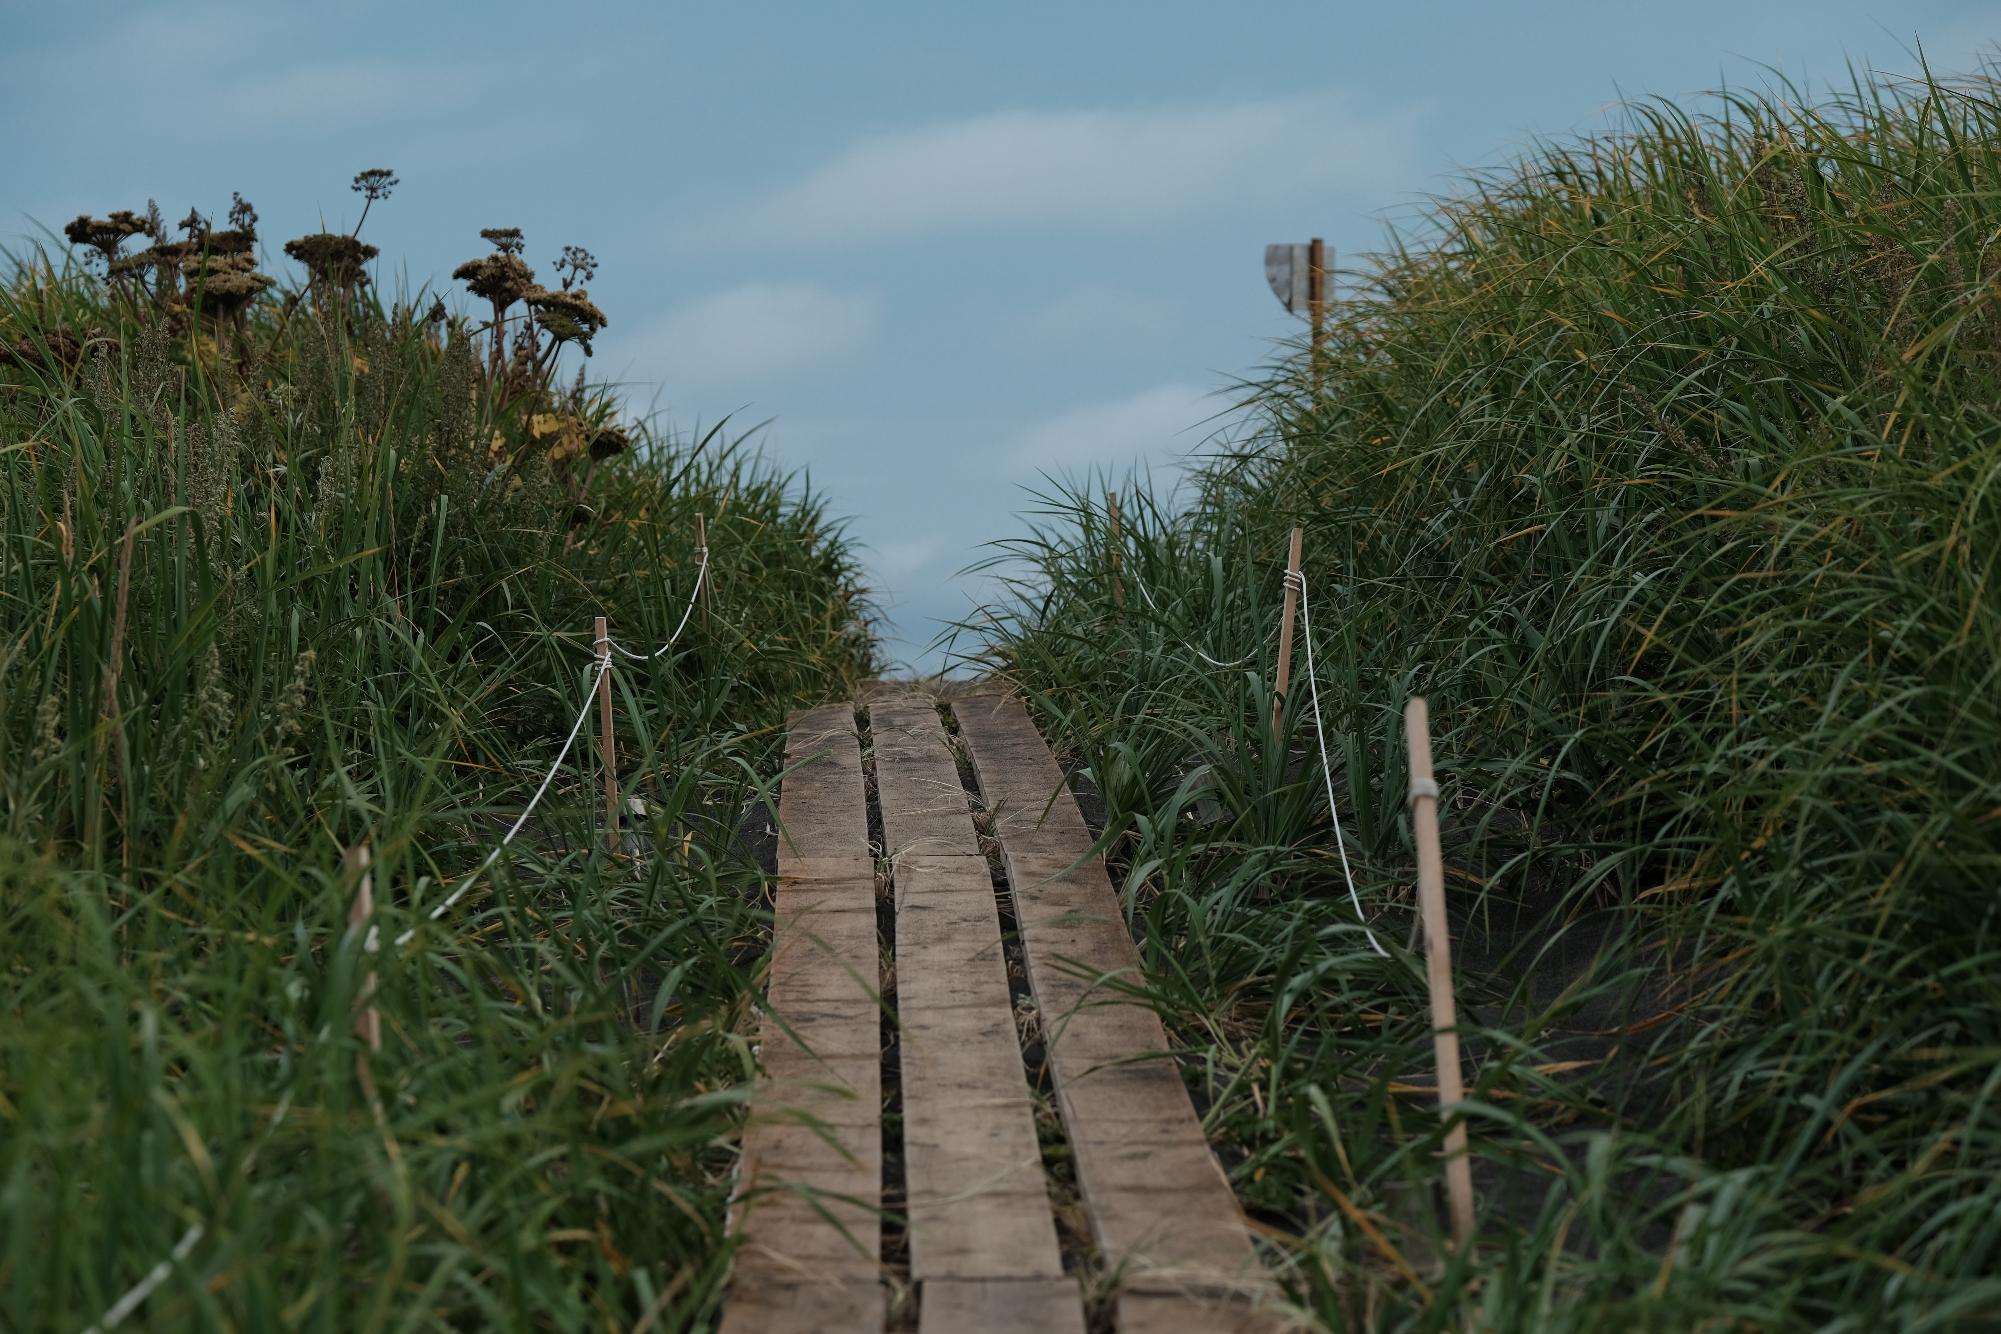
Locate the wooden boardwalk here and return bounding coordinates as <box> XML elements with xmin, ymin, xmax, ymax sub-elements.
<box><xmin>723</xmin><ymin>692</ymin><xmax>1273</xmax><ymax>1332</ymax></box>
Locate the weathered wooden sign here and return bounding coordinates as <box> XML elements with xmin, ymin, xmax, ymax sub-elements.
<box><xmin>1264</xmin><ymin>242</ymin><xmax>1312</xmax><ymax>315</ymax></box>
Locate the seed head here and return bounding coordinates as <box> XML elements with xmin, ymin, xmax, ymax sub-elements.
<box><xmin>284</xmin><ymin>232</ymin><xmax>378</xmax><ymax>288</ymax></box>
<box><xmin>274</xmin><ymin>647</ymin><xmax>317</xmax><ymax>743</ymax></box>
<box><xmin>455</xmin><ymin>250</ymin><xmax>535</xmax><ymax>307</ymax></box>
<box><xmin>525</xmin><ymin>285</ymin><xmax>608</xmax><ymax>354</ymax></box>
<box><xmin>32</xmin><ymin>690</ymin><xmax>64</xmax><ymax>766</ymax></box>
<box><xmin>351</xmin><ymin>168</ymin><xmax>398</xmax><ymax>203</ymax></box>
<box><xmin>64</xmin><ymin>211</ymin><xmax>149</xmax><ymax>267</ymax></box>
<box><xmin>554</xmin><ymin>244</ymin><xmax>597</xmax><ymax>290</ymax></box>
<box><xmin>588</xmin><ymin>423</ymin><xmax>631</xmax><ymax>461</ymax></box>
<box><xmin>478</xmin><ymin>227</ymin><xmax>525</xmax><ymax>256</ymax></box>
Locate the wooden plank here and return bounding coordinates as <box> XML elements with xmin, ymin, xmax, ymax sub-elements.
<box><xmin>944</xmin><ymin>694</ymin><xmax>1100</xmax><ymax>863</ymax></box>
<box><xmin>720</xmin><ymin>1280</ymin><xmax>885</xmax><ymax>1334</ymax></box>
<box><xmin>920</xmin><ymin>1278</ymin><xmax>1088</xmax><ymax>1334</ymax></box>
<box><xmin>777</xmin><ymin>705</ymin><xmax>869</xmax><ymax>858</ymax></box>
<box><xmin>869</xmin><ymin>694</ymin><xmax>983</xmax><ymax>860</ymax></box>
<box><xmin>954</xmin><ymin>694</ymin><xmax>1272</xmax><ymax>1303</ymax></box>
<box><xmin>870</xmin><ymin>692</ymin><xmax>1072</xmax><ymax>1295</ymax></box>
<box><xmin>725</xmin><ymin>705</ymin><xmax>883</xmax><ymax>1325</ymax></box>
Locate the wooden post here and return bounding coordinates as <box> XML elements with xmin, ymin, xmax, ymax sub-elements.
<box><xmin>1271</xmin><ymin>526</ymin><xmax>1304</xmax><ymax>741</ymax></box>
<box><xmin>344</xmin><ymin>844</ymin><xmax>380</xmax><ymax>1053</ymax></box>
<box><xmin>1404</xmin><ymin>697</ymin><xmax>1476</xmax><ymax>1249</ymax></box>
<box><xmin>1308</xmin><ymin>237</ymin><xmax>1328</xmax><ymax>392</ymax></box>
<box><xmin>1106</xmin><ymin>490</ymin><xmax>1125</xmax><ymax>611</ymax></box>
<box><xmin>595</xmin><ymin>616</ymin><xmax>618</xmax><ymax>854</ymax></box>
<box><xmin>694</xmin><ymin>511</ymin><xmax>712</xmax><ymax>634</ymax></box>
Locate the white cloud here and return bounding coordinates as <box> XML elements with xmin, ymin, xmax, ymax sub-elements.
<box><xmin>687</xmin><ymin>93</ymin><xmax>1422</xmax><ymax>246</ymax></box>
<box><xmin>1008</xmin><ymin>383</ymin><xmax>1221</xmax><ymax>474</ymax></box>
<box><xmin>612</xmin><ymin>282</ymin><xmax>883</xmax><ymax>389</ymax></box>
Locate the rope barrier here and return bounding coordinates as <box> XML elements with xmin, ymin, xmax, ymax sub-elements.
<box><xmin>1287</xmin><ymin>568</ymin><xmax>1389</xmax><ymax>957</ymax></box>
<box><xmin>81</xmin><ymin>1225</ymin><xmax>203</xmax><ymax>1334</ymax></box>
<box><xmin>606</xmin><ymin>545</ymin><xmax>709</xmax><ymax>661</ymax></box>
<box><xmin>392</xmin><ymin>648</ymin><xmax>613</xmax><ymax>948</ymax></box>
<box><xmin>80</xmin><ymin>1092</ymin><xmax>294</xmax><ymax>1334</ymax></box>
<box><xmin>81</xmin><ymin>538</ymin><xmax>715</xmax><ymax>1330</ymax></box>
<box><xmin>1117</xmin><ymin>532</ymin><xmax>1259</xmax><ymax>669</ymax></box>
<box><xmin>398</xmin><ymin>538</ymin><xmax>709</xmax><ymax>946</ymax></box>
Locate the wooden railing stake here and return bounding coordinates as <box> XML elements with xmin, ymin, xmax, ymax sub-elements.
<box><xmin>1271</xmin><ymin>526</ymin><xmax>1304</xmax><ymax>741</ymax></box>
<box><xmin>344</xmin><ymin>844</ymin><xmax>380</xmax><ymax>1053</ymax></box>
<box><xmin>595</xmin><ymin>616</ymin><xmax>618</xmax><ymax>854</ymax></box>
<box><xmin>1405</xmin><ymin>696</ymin><xmax>1476</xmax><ymax>1249</ymax></box>
<box><xmin>694</xmin><ymin>511</ymin><xmax>712</xmax><ymax>634</ymax></box>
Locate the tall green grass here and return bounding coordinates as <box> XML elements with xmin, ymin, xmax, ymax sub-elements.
<box><xmin>1</xmin><ymin>240</ymin><xmax>874</xmax><ymax>1328</ymax></box>
<box><xmin>967</xmin><ymin>66</ymin><xmax>2001</xmax><ymax>1329</ymax></box>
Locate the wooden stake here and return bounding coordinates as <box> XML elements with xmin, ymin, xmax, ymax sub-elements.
<box><xmin>595</xmin><ymin>616</ymin><xmax>619</xmax><ymax>854</ymax></box>
<box><xmin>694</xmin><ymin>511</ymin><xmax>712</xmax><ymax>634</ymax></box>
<box><xmin>1308</xmin><ymin>236</ymin><xmax>1327</xmax><ymax>391</ymax></box>
<box><xmin>1271</xmin><ymin>526</ymin><xmax>1304</xmax><ymax>741</ymax></box>
<box><xmin>344</xmin><ymin>844</ymin><xmax>380</xmax><ymax>1053</ymax></box>
<box><xmin>1404</xmin><ymin>697</ymin><xmax>1476</xmax><ymax>1249</ymax></box>
<box><xmin>1106</xmin><ymin>490</ymin><xmax>1125</xmax><ymax>611</ymax></box>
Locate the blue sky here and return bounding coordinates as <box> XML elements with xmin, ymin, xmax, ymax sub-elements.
<box><xmin>6</xmin><ymin>2</ymin><xmax>1995</xmax><ymax>670</ymax></box>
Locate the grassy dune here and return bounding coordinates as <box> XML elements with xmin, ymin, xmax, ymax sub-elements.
<box><xmin>968</xmin><ymin>68</ymin><xmax>2001</xmax><ymax>1328</ymax></box>
<box><xmin>1</xmin><ymin>201</ymin><xmax>872</xmax><ymax>1328</ymax></box>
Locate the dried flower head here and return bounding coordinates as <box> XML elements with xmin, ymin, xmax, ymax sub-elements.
<box><xmin>64</xmin><ymin>211</ymin><xmax>148</xmax><ymax>268</ymax></box>
<box><xmin>1</xmin><ymin>326</ymin><xmax>99</xmax><ymax>372</ymax></box>
<box><xmin>228</xmin><ymin>191</ymin><xmax>258</xmax><ymax>233</ymax></box>
<box><xmin>454</xmin><ymin>251</ymin><xmax>535</xmax><ymax>307</ymax></box>
<box><xmin>284</xmin><ymin>232</ymin><xmax>378</xmax><ymax>288</ymax></box>
<box><xmin>192</xmin><ymin>250</ymin><xmax>275</xmax><ymax>316</ymax></box>
<box><xmin>554</xmin><ymin>244</ymin><xmax>597</xmax><ymax>291</ymax></box>
<box><xmin>479</xmin><ymin>226</ymin><xmax>525</xmax><ymax>256</ymax></box>
<box><xmin>525</xmin><ymin>285</ymin><xmax>608</xmax><ymax>354</ymax></box>
<box><xmin>179</xmin><ymin>207</ymin><xmax>210</xmax><ymax>240</ymax></box>
<box><xmin>351</xmin><ymin>169</ymin><xmax>398</xmax><ymax>203</ymax></box>
<box><xmin>587</xmin><ymin>422</ymin><xmax>631</xmax><ymax>461</ymax></box>
<box><xmin>206</xmin><ymin>226</ymin><xmax>257</xmax><ymax>255</ymax></box>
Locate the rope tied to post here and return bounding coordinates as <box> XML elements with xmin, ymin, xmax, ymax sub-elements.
<box><xmin>1283</xmin><ymin>566</ymin><xmax>1389</xmax><ymax>957</ymax></box>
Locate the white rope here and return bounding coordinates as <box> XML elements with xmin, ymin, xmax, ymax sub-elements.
<box><xmin>606</xmin><ymin>546</ymin><xmax>709</xmax><ymax>661</ymax></box>
<box><xmin>393</xmin><ymin>647</ymin><xmax>613</xmax><ymax>949</ymax></box>
<box><xmin>82</xmin><ymin>1225</ymin><xmax>203</xmax><ymax>1334</ymax></box>
<box><xmin>80</xmin><ymin>1092</ymin><xmax>294</xmax><ymax>1334</ymax></box>
<box><xmin>81</xmin><ymin>557</ymin><xmax>706</xmax><ymax>1328</ymax></box>
<box><xmin>1286</xmin><ymin>569</ymin><xmax>1388</xmax><ymax>957</ymax></box>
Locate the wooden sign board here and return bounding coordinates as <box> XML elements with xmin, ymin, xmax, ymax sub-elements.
<box><xmin>1265</xmin><ymin>243</ymin><xmax>1311</xmax><ymax>315</ymax></box>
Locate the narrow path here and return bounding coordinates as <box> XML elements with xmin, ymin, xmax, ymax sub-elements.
<box><xmin>724</xmin><ymin>691</ymin><xmax>1275</xmax><ymax>1332</ymax></box>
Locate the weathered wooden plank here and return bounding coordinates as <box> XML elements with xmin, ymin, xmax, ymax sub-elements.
<box><xmin>719</xmin><ymin>1280</ymin><xmax>886</xmax><ymax>1334</ymax></box>
<box><xmin>954</xmin><ymin>693</ymin><xmax>1272</xmax><ymax>1303</ymax></box>
<box><xmin>1116</xmin><ymin>1287</ymin><xmax>1287</xmax><ymax>1334</ymax></box>
<box><xmin>869</xmin><ymin>695</ymin><xmax>983</xmax><ymax>860</ymax></box>
<box><xmin>919</xmin><ymin>1277</ymin><xmax>1089</xmax><ymax>1334</ymax></box>
<box><xmin>725</xmin><ymin>706</ymin><xmax>883</xmax><ymax>1324</ymax></box>
<box><xmin>872</xmin><ymin>692</ymin><xmax>1071</xmax><ymax>1294</ymax></box>
<box><xmin>777</xmin><ymin>705</ymin><xmax>869</xmax><ymax>858</ymax></box>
